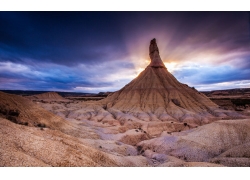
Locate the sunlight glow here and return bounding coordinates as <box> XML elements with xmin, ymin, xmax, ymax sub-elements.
<box><xmin>164</xmin><ymin>62</ymin><xmax>177</xmax><ymax>73</ymax></box>
<box><xmin>135</xmin><ymin>67</ymin><xmax>144</xmax><ymax>76</ymax></box>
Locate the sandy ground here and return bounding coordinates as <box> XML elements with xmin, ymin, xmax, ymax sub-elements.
<box><xmin>1</xmin><ymin>91</ymin><xmax>250</xmax><ymax>167</ymax></box>
<box><xmin>1</xmin><ymin>40</ymin><xmax>249</xmax><ymax>167</ymax></box>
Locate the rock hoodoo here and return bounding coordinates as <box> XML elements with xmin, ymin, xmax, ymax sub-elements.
<box><xmin>148</xmin><ymin>38</ymin><xmax>166</xmax><ymax>68</ymax></box>
<box><xmin>100</xmin><ymin>38</ymin><xmax>243</xmax><ymax>124</ymax></box>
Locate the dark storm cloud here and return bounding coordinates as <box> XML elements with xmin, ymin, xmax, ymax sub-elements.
<box><xmin>174</xmin><ymin>63</ymin><xmax>250</xmax><ymax>85</ymax></box>
<box><xmin>0</xmin><ymin>12</ymin><xmax>128</xmax><ymax>66</ymax></box>
<box><xmin>0</xmin><ymin>12</ymin><xmax>249</xmax><ymax>92</ymax></box>
<box><xmin>0</xmin><ymin>61</ymin><xmax>118</xmax><ymax>92</ymax></box>
<box><xmin>248</xmin><ymin>12</ymin><xmax>250</xmax><ymax>39</ymax></box>
<box><xmin>120</xmin><ymin>12</ymin><xmax>250</xmax><ymax>89</ymax></box>
<box><xmin>123</xmin><ymin>12</ymin><xmax>250</xmax><ymax>61</ymax></box>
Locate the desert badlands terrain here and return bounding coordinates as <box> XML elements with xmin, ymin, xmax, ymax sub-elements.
<box><xmin>1</xmin><ymin>39</ymin><xmax>250</xmax><ymax>167</ymax></box>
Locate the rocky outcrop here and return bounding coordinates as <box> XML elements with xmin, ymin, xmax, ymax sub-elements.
<box><xmin>148</xmin><ymin>38</ymin><xmax>166</xmax><ymax>68</ymax></box>
<box><xmin>100</xmin><ymin>38</ymin><xmax>244</xmax><ymax>125</ymax></box>
<box><xmin>27</xmin><ymin>92</ymin><xmax>69</xmax><ymax>102</ymax></box>
<box><xmin>0</xmin><ymin>91</ymin><xmax>98</xmax><ymax>139</ymax></box>
<box><xmin>138</xmin><ymin>119</ymin><xmax>250</xmax><ymax>166</ymax></box>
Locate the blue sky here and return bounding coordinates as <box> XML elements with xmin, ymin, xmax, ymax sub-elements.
<box><xmin>0</xmin><ymin>12</ymin><xmax>249</xmax><ymax>93</ymax></box>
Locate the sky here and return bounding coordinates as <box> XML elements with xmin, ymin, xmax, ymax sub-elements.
<box><xmin>0</xmin><ymin>11</ymin><xmax>250</xmax><ymax>93</ymax></box>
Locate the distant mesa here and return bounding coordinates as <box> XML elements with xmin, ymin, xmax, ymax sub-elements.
<box><xmin>98</xmin><ymin>92</ymin><xmax>113</xmax><ymax>96</ymax></box>
<box><xmin>27</xmin><ymin>92</ymin><xmax>68</xmax><ymax>102</ymax></box>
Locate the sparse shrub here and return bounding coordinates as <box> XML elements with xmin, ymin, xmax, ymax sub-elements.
<box><xmin>0</xmin><ymin>108</ymin><xmax>7</xmax><ymax>115</ymax></box>
<box><xmin>99</xmin><ymin>146</ymin><xmax>102</xmax><ymax>149</ymax></box>
<box><xmin>144</xmin><ymin>131</ymin><xmax>146</xmax><ymax>134</ymax></box>
<box><xmin>171</xmin><ymin>122</ymin><xmax>173</xmax><ymax>123</ymax></box>
<box><xmin>213</xmin><ymin>160</ymin><xmax>220</xmax><ymax>164</ymax></box>
<box><xmin>242</xmin><ymin>154</ymin><xmax>248</xmax><ymax>158</ymax></box>
<box><xmin>37</xmin><ymin>123</ymin><xmax>46</xmax><ymax>128</ymax></box>
<box><xmin>179</xmin><ymin>130</ymin><xmax>181</xmax><ymax>132</ymax></box>
<box><xmin>8</xmin><ymin>110</ymin><xmax>20</xmax><ymax>117</ymax></box>
<box><xmin>137</xmin><ymin>146</ymin><xmax>142</xmax><ymax>152</ymax></box>
<box><xmin>6</xmin><ymin>115</ymin><xmax>18</xmax><ymax>123</ymax></box>
<box><xmin>184</xmin><ymin>122</ymin><xmax>188</xmax><ymax>126</ymax></box>
<box><xmin>135</xmin><ymin>129</ymin><xmax>139</xmax><ymax>132</ymax></box>
<box><xmin>18</xmin><ymin>122</ymin><xmax>29</xmax><ymax>126</ymax></box>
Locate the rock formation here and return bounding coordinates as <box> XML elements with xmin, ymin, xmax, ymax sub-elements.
<box><xmin>138</xmin><ymin>119</ymin><xmax>250</xmax><ymax>167</ymax></box>
<box><xmin>1</xmin><ymin>39</ymin><xmax>249</xmax><ymax>167</ymax></box>
<box><xmin>100</xmin><ymin>38</ymin><xmax>243</xmax><ymax>125</ymax></box>
<box><xmin>27</xmin><ymin>92</ymin><xmax>68</xmax><ymax>102</ymax></box>
<box><xmin>0</xmin><ymin>91</ymin><xmax>97</xmax><ymax>139</ymax></box>
<box><xmin>148</xmin><ymin>38</ymin><xmax>166</xmax><ymax>68</ymax></box>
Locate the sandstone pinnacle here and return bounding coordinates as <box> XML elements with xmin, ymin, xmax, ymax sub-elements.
<box><xmin>148</xmin><ymin>38</ymin><xmax>166</xmax><ymax>68</ymax></box>
<box><xmin>100</xmin><ymin>38</ymin><xmax>244</xmax><ymax>124</ymax></box>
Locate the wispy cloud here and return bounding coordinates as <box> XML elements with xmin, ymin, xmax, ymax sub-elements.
<box><xmin>0</xmin><ymin>12</ymin><xmax>249</xmax><ymax>92</ymax></box>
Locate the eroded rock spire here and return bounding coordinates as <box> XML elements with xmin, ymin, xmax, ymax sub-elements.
<box><xmin>148</xmin><ymin>38</ymin><xmax>166</xmax><ymax>68</ymax></box>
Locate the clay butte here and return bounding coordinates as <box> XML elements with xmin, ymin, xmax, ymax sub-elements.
<box><xmin>100</xmin><ymin>38</ymin><xmax>244</xmax><ymax>125</ymax></box>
